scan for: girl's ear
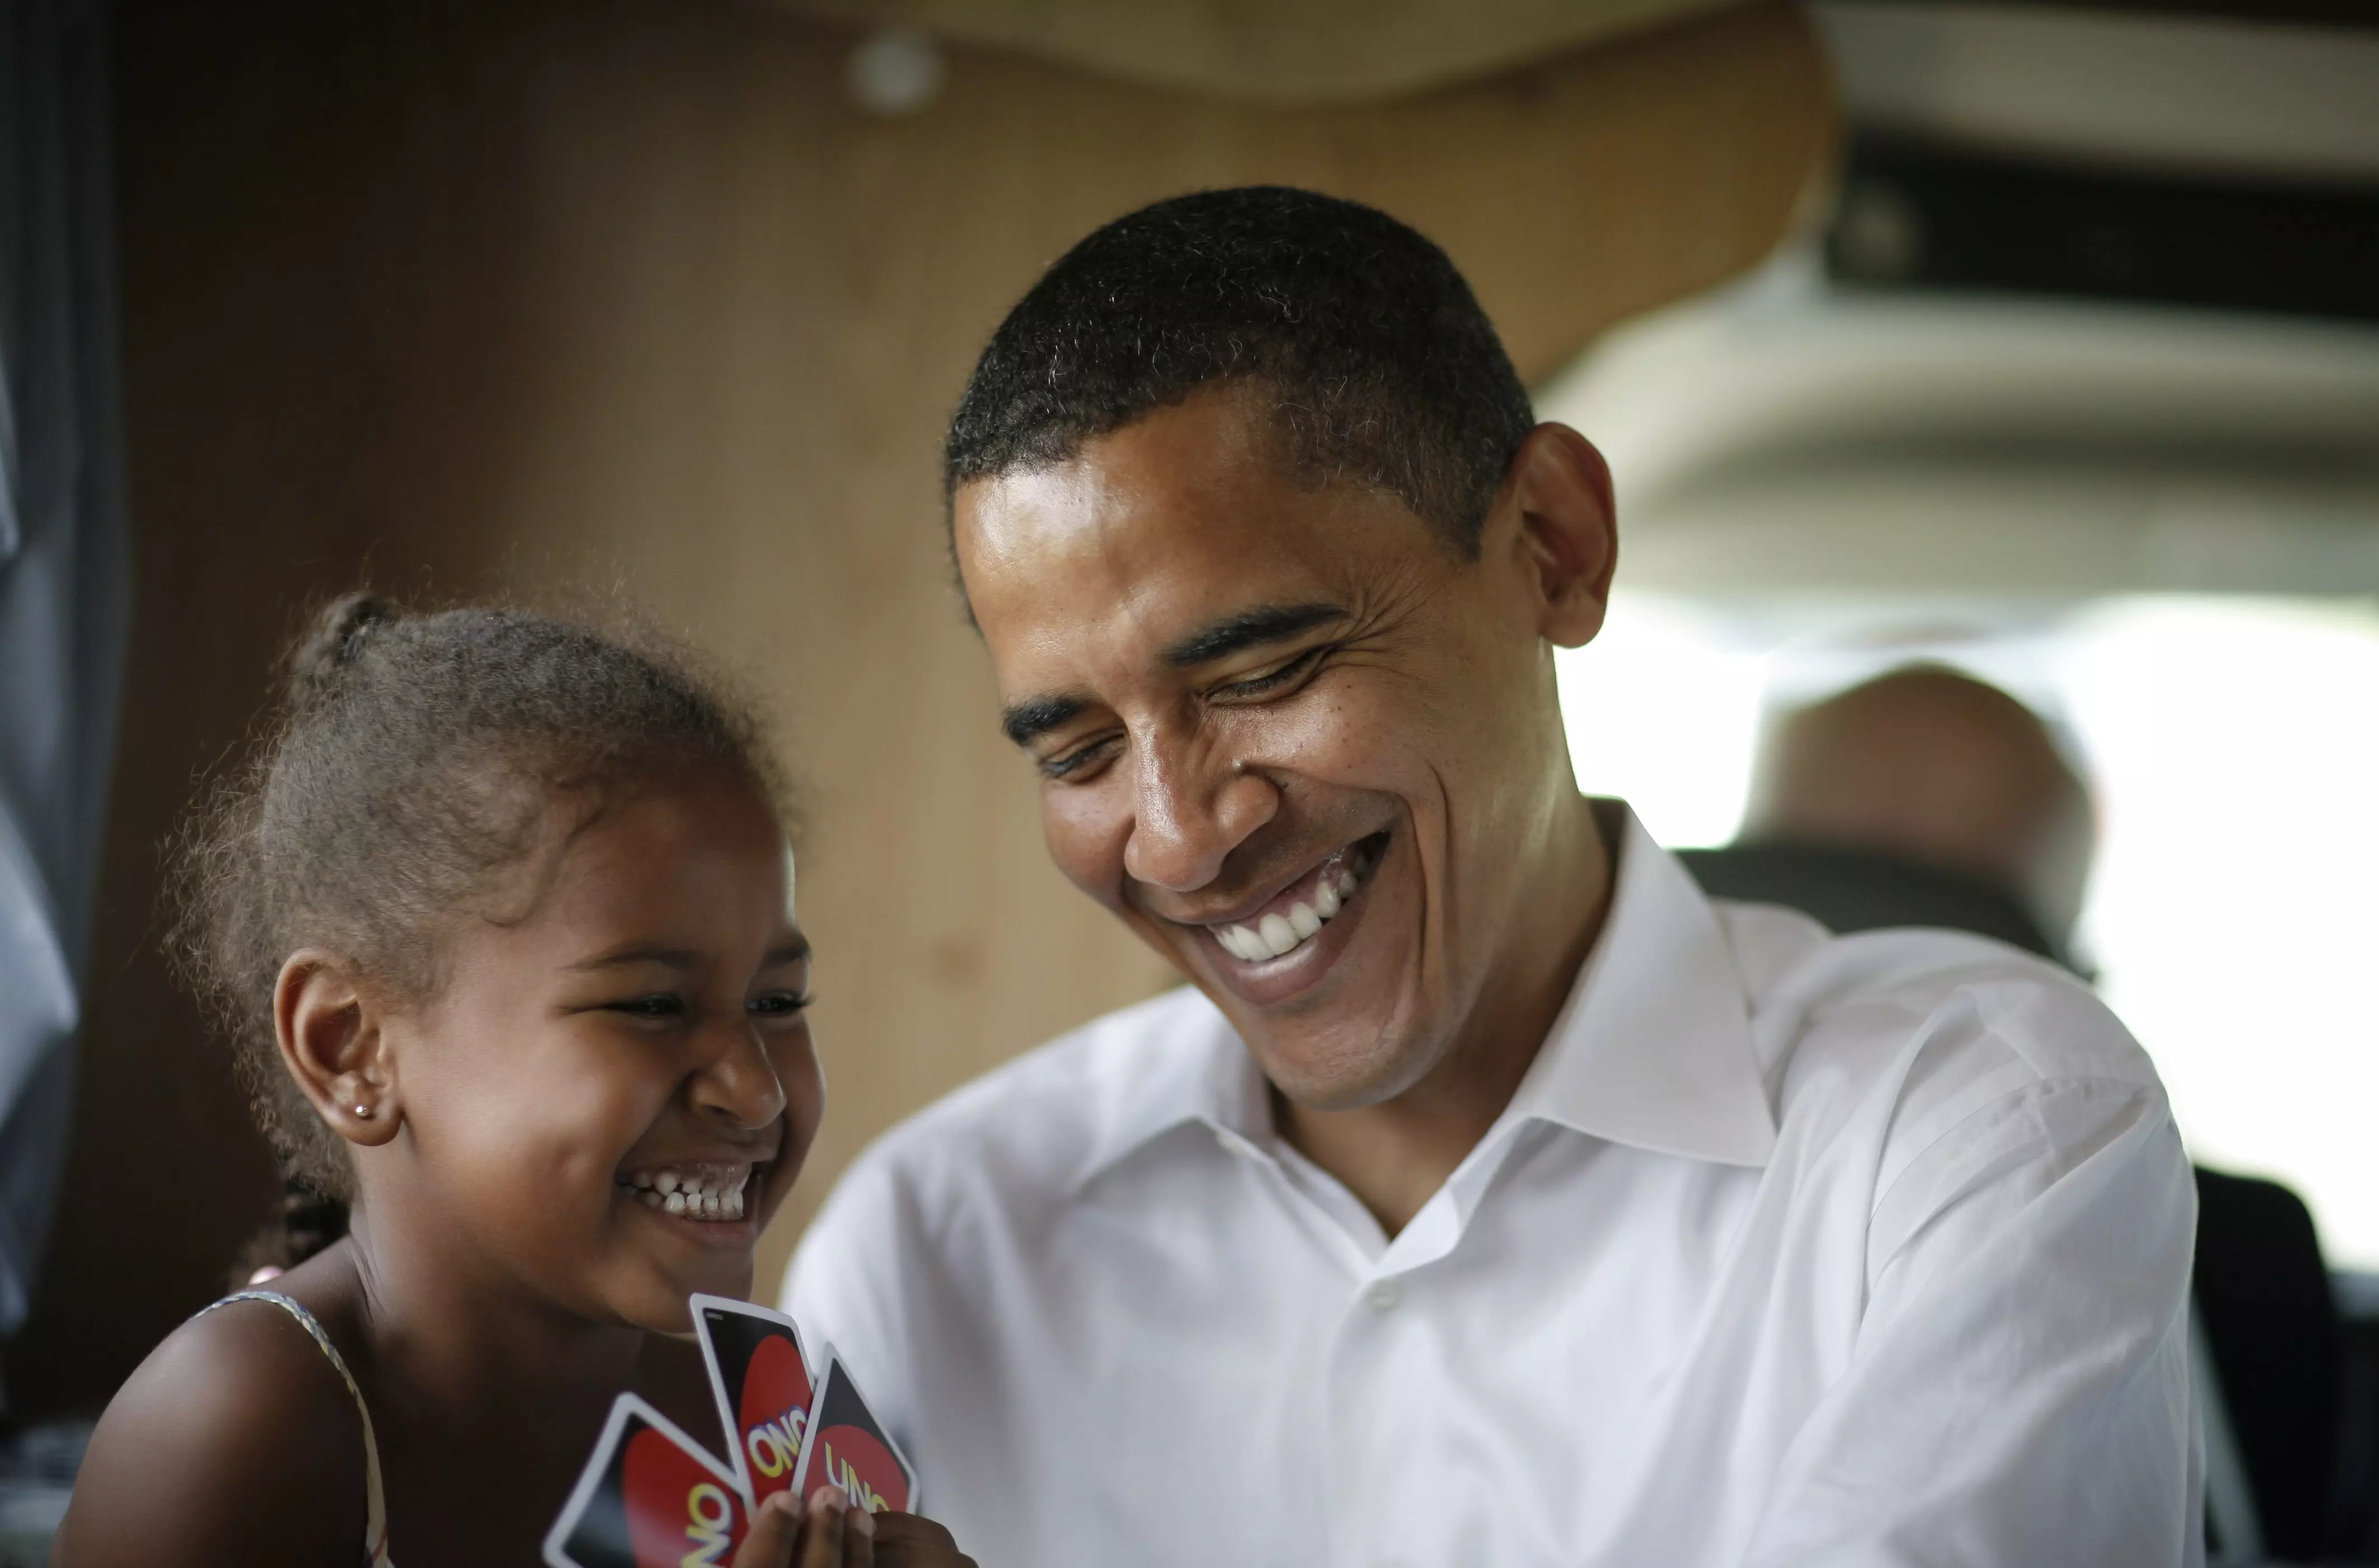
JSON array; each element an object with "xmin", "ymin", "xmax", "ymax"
[{"xmin": 273, "ymin": 950, "xmax": 402, "ymax": 1149}]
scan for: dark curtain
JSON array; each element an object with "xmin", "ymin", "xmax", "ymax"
[{"xmin": 0, "ymin": 0, "xmax": 129, "ymax": 1400}]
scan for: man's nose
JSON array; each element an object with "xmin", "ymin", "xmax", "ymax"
[{"xmin": 1121, "ymin": 728, "xmax": 1279, "ymax": 892}]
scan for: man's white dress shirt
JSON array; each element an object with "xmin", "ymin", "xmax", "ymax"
[{"xmin": 785, "ymin": 805, "xmax": 2201, "ymax": 1567}]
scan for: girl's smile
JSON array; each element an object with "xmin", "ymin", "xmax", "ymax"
[{"xmin": 618, "ymin": 1155, "xmax": 773, "ymax": 1225}]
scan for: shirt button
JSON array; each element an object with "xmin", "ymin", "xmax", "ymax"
[{"xmin": 1365, "ymin": 1280, "xmax": 1402, "ymax": 1312}]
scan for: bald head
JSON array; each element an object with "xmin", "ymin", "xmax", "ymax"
[{"xmin": 1742, "ymin": 666, "xmax": 2096, "ymax": 948}]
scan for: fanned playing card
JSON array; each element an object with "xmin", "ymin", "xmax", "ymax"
[
  {"xmin": 543, "ymin": 1393, "xmax": 750, "ymax": 1568},
  {"xmin": 787, "ymin": 1346, "xmax": 919, "ymax": 1516},
  {"xmin": 690, "ymin": 1294, "xmax": 815, "ymax": 1506}
]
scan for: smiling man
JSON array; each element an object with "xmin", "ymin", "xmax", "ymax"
[{"xmin": 784, "ymin": 188, "xmax": 2200, "ymax": 1567}]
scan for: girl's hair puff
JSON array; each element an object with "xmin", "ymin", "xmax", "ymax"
[{"xmin": 170, "ymin": 592, "xmax": 793, "ymax": 1208}]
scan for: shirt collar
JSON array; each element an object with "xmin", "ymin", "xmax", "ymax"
[
  {"xmin": 1503, "ymin": 800, "xmax": 1776, "ymax": 1168},
  {"xmin": 1070, "ymin": 991, "xmax": 1268, "ymax": 1192},
  {"xmin": 1071, "ymin": 798, "xmax": 1775, "ymax": 1192}
]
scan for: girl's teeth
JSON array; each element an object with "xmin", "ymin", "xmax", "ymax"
[
  {"xmin": 626, "ymin": 1168, "xmax": 755, "ymax": 1221},
  {"xmin": 1314, "ymin": 880, "xmax": 1340, "ymax": 920}
]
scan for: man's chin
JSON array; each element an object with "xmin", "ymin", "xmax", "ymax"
[{"xmin": 1247, "ymin": 1025, "xmax": 1445, "ymax": 1116}]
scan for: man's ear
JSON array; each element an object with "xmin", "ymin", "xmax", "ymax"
[
  {"xmin": 1498, "ymin": 423, "xmax": 1617, "ymax": 648},
  {"xmin": 273, "ymin": 950, "xmax": 402, "ymax": 1149}
]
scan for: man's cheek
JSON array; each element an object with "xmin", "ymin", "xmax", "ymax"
[
  {"xmin": 1042, "ymin": 797, "xmax": 1133, "ymax": 905},
  {"xmin": 1270, "ymin": 685, "xmax": 1414, "ymax": 784}
]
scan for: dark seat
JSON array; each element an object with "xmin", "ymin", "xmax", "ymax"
[
  {"xmin": 1682, "ymin": 841, "xmax": 2341, "ymax": 1559},
  {"xmin": 1678, "ymin": 842, "xmax": 2063, "ymax": 962},
  {"xmin": 2194, "ymin": 1166, "xmax": 2341, "ymax": 1560}
]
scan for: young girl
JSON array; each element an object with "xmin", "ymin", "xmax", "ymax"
[{"xmin": 55, "ymin": 596, "xmax": 976, "ymax": 1568}]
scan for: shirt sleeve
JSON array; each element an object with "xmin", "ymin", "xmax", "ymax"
[{"xmin": 1744, "ymin": 1071, "xmax": 2205, "ymax": 1567}]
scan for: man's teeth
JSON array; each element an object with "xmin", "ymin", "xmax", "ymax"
[
  {"xmin": 624, "ymin": 1168, "xmax": 751, "ymax": 1221},
  {"xmin": 1218, "ymin": 867, "xmax": 1363, "ymax": 963}
]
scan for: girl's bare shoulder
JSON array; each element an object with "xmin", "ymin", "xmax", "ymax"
[{"xmin": 53, "ymin": 1289, "xmax": 368, "ymax": 1568}]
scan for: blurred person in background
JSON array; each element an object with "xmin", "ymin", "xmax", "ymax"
[
  {"xmin": 787, "ymin": 188, "xmax": 2202, "ymax": 1567},
  {"xmin": 1686, "ymin": 664, "xmax": 2344, "ymax": 1565},
  {"xmin": 1689, "ymin": 665, "xmax": 2092, "ymax": 967}
]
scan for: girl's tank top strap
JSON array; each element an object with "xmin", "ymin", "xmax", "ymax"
[{"xmin": 198, "ymin": 1290, "xmax": 395, "ymax": 1567}]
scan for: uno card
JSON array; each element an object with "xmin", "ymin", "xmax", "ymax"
[
  {"xmin": 690, "ymin": 1293, "xmax": 815, "ymax": 1506},
  {"xmin": 543, "ymin": 1393, "xmax": 749, "ymax": 1568},
  {"xmin": 787, "ymin": 1347, "xmax": 920, "ymax": 1516}
]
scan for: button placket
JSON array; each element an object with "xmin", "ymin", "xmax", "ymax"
[{"xmin": 1327, "ymin": 1267, "xmax": 1431, "ymax": 1568}]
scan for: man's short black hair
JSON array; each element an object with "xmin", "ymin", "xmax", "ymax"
[{"xmin": 944, "ymin": 186, "xmax": 1536, "ymax": 558}]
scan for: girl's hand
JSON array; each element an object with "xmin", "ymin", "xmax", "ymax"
[
  {"xmin": 869, "ymin": 1511, "xmax": 979, "ymax": 1568},
  {"xmin": 734, "ymin": 1486, "xmax": 979, "ymax": 1568}
]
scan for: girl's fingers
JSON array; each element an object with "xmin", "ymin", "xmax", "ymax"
[
  {"xmin": 843, "ymin": 1496, "xmax": 877, "ymax": 1568},
  {"xmin": 798, "ymin": 1486, "xmax": 850, "ymax": 1568},
  {"xmin": 724, "ymin": 1488, "xmax": 948, "ymax": 1568},
  {"xmin": 731, "ymin": 1491, "xmax": 803, "ymax": 1568}
]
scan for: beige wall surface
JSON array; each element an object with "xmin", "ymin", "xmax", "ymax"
[{"xmin": 11, "ymin": 0, "xmax": 1827, "ymax": 1413}]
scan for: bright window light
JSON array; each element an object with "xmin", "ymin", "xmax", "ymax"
[
  {"xmin": 1557, "ymin": 590, "xmax": 2379, "ymax": 1270},
  {"xmin": 1555, "ymin": 594, "xmax": 1768, "ymax": 848},
  {"xmin": 2064, "ymin": 598, "xmax": 2379, "ymax": 1270}
]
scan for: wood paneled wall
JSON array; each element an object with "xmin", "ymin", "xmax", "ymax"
[{"xmin": 9, "ymin": 0, "xmax": 1827, "ymax": 1413}]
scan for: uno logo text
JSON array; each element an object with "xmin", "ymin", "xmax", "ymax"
[
  {"xmin": 743, "ymin": 1406, "xmax": 810, "ymax": 1479},
  {"xmin": 681, "ymin": 1480, "xmax": 736, "ymax": 1567},
  {"xmin": 819, "ymin": 1442, "xmax": 889, "ymax": 1514}
]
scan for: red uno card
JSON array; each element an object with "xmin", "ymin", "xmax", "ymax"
[
  {"xmin": 788, "ymin": 1347, "xmax": 919, "ymax": 1516},
  {"xmin": 690, "ymin": 1293, "xmax": 815, "ymax": 1506},
  {"xmin": 543, "ymin": 1393, "xmax": 749, "ymax": 1568}
]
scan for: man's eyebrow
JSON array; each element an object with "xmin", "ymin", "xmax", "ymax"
[
  {"xmin": 761, "ymin": 936, "xmax": 813, "ymax": 969},
  {"xmin": 1001, "ymin": 693, "xmax": 1089, "ymax": 748},
  {"xmin": 1163, "ymin": 602, "xmax": 1344, "ymax": 669}
]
